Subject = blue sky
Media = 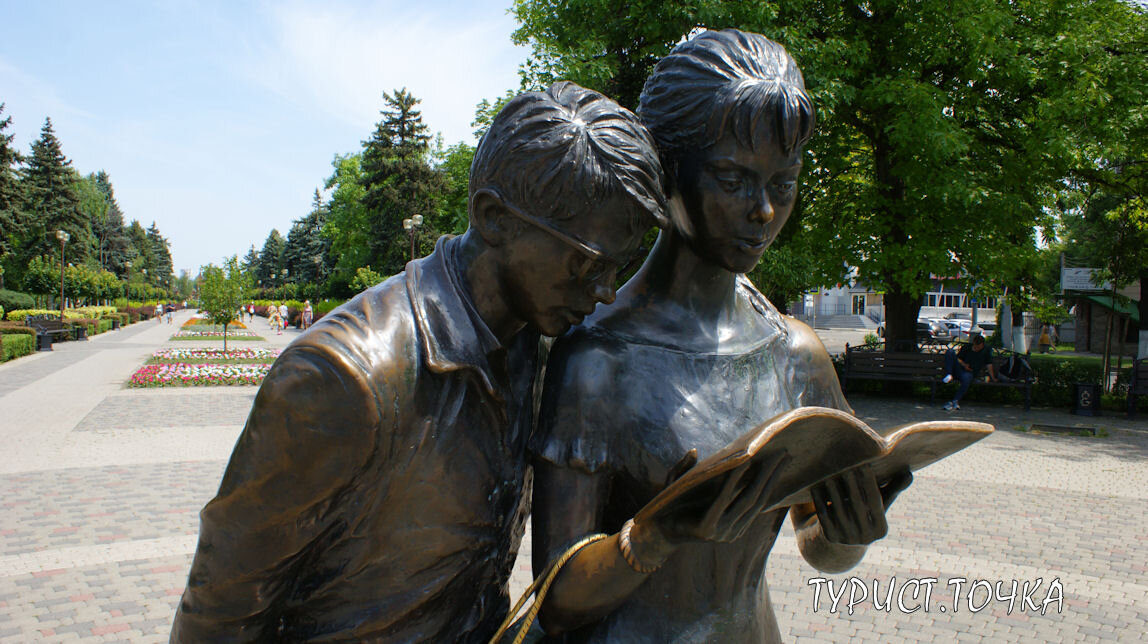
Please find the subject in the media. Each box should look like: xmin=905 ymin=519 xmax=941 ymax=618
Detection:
xmin=1 ymin=0 xmax=527 ymax=276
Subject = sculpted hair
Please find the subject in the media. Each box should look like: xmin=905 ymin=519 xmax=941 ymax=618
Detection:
xmin=470 ymin=81 xmax=667 ymax=228
xmin=637 ymin=29 xmax=815 ymax=175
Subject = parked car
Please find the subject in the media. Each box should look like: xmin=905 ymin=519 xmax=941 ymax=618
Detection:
xmin=875 ymin=320 xmax=951 ymax=343
xmin=919 ymin=318 xmax=953 ymax=344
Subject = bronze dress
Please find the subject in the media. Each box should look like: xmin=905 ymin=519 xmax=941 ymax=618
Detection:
xmin=533 ymin=276 xmax=849 ymax=643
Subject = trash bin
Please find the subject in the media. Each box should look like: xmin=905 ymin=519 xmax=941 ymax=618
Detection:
xmin=1073 ymin=383 xmax=1102 ymax=416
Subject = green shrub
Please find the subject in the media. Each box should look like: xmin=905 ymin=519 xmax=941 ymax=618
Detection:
xmin=0 ymin=289 xmax=34 ymax=315
xmin=6 ymin=308 xmax=85 ymax=321
xmin=0 ymin=305 xmax=4 ymax=320
xmin=0 ymin=326 xmax=36 ymax=336
xmin=1 ymin=334 xmax=34 ymax=362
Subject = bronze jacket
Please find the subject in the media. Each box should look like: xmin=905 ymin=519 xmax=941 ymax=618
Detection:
xmin=172 ymin=237 xmax=538 ymax=642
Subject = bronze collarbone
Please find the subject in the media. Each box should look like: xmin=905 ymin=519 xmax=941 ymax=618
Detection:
xmin=633 ymin=406 xmax=994 ymax=524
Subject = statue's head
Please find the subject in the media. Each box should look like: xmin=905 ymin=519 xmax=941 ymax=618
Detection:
xmin=638 ymin=30 xmax=815 ymax=274
xmin=468 ymin=81 xmax=666 ymax=335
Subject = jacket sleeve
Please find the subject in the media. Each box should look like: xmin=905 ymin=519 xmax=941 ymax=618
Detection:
xmin=171 ymin=344 xmax=379 ymax=642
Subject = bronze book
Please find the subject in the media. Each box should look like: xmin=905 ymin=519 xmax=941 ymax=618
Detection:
xmin=634 ymin=407 xmax=993 ymax=523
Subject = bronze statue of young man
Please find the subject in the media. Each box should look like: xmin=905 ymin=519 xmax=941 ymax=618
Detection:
xmin=170 ymin=81 xmax=666 ymax=643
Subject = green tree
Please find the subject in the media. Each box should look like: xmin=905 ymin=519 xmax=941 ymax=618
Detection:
xmin=360 ymin=88 xmax=447 ymax=276
xmin=322 ymin=153 xmax=369 ymax=293
xmin=470 ymin=90 xmax=518 ymax=141
xmin=146 ymin=222 xmax=174 ymax=290
xmin=511 ymin=0 xmax=1146 ymax=353
xmin=437 ymin=143 xmax=475 ymax=235
xmin=197 ymin=256 xmax=251 ymax=352
xmin=255 ymin=229 xmax=286 ymax=288
xmin=23 ymin=255 xmax=58 ymax=307
xmin=283 ymin=189 xmax=332 ymax=293
xmin=125 ymin=220 xmax=153 ymax=283
xmin=18 ymin=118 xmax=91 ymax=278
xmin=0 ymin=103 xmax=24 ymax=287
xmin=350 ymin=265 xmax=385 ymax=293
xmin=90 ymin=171 xmax=132 ymax=275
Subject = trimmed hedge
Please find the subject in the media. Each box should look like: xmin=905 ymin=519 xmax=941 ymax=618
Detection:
xmin=1 ymin=334 xmax=34 ymax=362
xmin=0 ymin=289 xmax=34 ymax=316
xmin=0 ymin=326 xmax=36 ymax=336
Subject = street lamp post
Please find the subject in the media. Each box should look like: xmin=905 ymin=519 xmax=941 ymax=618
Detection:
xmin=56 ymin=230 xmax=69 ymax=320
xmin=403 ymin=214 xmax=424 ymax=261
xmin=124 ymin=261 xmax=132 ymax=301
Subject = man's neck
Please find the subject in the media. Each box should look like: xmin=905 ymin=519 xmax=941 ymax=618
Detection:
xmin=453 ymin=231 xmax=527 ymax=345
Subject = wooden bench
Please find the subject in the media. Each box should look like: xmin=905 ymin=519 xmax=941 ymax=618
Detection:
xmin=842 ymin=345 xmax=947 ymax=404
xmin=978 ymin=352 xmax=1034 ymax=412
xmin=1129 ymin=358 xmax=1148 ymax=418
xmin=843 ymin=345 xmax=1033 ymax=410
xmin=25 ymin=316 xmax=77 ymax=350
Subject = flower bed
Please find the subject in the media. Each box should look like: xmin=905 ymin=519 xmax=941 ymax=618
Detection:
xmin=128 ymin=362 xmax=273 ymax=387
xmin=150 ymin=347 xmax=281 ymax=363
xmin=183 ymin=318 xmax=246 ymax=329
xmin=170 ymin=330 xmax=264 ymax=341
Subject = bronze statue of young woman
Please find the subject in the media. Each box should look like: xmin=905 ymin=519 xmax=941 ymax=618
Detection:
xmin=529 ymin=30 xmax=912 ymax=643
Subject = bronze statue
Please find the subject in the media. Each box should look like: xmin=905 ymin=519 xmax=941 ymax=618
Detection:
xmin=169 ymin=81 xmax=667 ymax=642
xmin=529 ymin=30 xmax=912 ymax=643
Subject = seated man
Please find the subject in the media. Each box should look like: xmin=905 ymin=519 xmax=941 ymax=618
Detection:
xmin=169 ymin=81 xmax=666 ymax=643
xmin=942 ymin=334 xmax=996 ymax=411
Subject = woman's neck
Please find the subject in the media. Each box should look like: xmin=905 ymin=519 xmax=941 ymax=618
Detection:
xmin=639 ymin=229 xmax=739 ymax=318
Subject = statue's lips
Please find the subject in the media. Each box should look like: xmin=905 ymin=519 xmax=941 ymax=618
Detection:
xmin=736 ymin=238 xmax=768 ymax=251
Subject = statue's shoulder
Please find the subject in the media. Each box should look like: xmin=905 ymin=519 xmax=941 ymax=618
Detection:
xmin=782 ymin=316 xmax=825 ymax=354
xmin=546 ymin=324 xmax=631 ymax=388
xmin=283 ymin=276 xmax=418 ymax=377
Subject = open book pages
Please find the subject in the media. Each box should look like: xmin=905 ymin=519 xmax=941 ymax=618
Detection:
xmin=634 ymin=407 xmax=993 ymax=524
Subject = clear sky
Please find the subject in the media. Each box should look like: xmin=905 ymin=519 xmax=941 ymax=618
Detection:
xmin=1 ymin=0 xmax=527 ymax=276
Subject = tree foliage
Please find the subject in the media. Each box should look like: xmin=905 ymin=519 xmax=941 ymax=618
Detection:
xmin=511 ymin=0 xmax=1148 ymax=352
xmin=282 ymin=189 xmax=332 ymax=296
xmin=360 ymin=88 xmax=447 ymax=276
xmin=19 ymin=118 xmax=90 ymax=270
xmin=0 ymin=103 xmax=23 ymax=262
xmin=255 ymin=229 xmax=286 ymax=287
xmin=197 ymin=256 xmax=250 ymax=352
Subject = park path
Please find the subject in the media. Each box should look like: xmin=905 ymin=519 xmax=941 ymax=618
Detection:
xmin=0 ymin=311 xmax=1145 ymax=642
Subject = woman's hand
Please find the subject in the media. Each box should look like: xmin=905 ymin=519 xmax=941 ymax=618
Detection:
xmin=632 ymin=449 xmax=791 ymax=564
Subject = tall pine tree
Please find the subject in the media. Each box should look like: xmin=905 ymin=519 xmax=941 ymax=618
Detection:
xmin=146 ymin=222 xmax=173 ymax=288
xmin=0 ymin=104 xmax=23 ymax=257
xmin=91 ymin=171 xmax=132 ymax=275
xmin=256 ymin=229 xmax=286 ymax=287
xmin=283 ymin=189 xmax=332 ymax=287
xmin=0 ymin=103 xmax=23 ymax=289
xmin=360 ymin=88 xmax=446 ymax=276
xmin=19 ymin=118 xmax=91 ymax=276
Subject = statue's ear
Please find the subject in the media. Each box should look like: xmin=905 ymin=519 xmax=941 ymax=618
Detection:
xmin=470 ymin=189 xmax=521 ymax=247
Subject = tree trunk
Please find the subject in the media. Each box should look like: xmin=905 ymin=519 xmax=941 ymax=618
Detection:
xmin=1102 ymin=288 xmax=1115 ymax=393
xmin=223 ymin=322 xmax=228 ymax=353
xmin=884 ymin=290 xmax=921 ymax=353
xmin=1139 ymin=267 xmax=1148 ymax=360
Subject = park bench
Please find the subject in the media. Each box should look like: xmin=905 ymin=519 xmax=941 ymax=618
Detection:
xmin=1129 ymin=358 xmax=1148 ymax=418
xmin=979 ymin=351 xmax=1034 ymax=412
xmin=25 ymin=316 xmax=80 ymax=350
xmin=842 ymin=344 xmax=1033 ymax=410
xmin=842 ymin=345 xmax=947 ymax=404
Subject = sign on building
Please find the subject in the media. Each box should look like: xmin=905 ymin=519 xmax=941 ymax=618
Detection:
xmin=1061 ymin=268 xmax=1112 ymax=292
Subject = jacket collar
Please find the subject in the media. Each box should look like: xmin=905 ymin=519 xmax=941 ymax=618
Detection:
xmin=406 ymin=236 xmax=505 ymax=401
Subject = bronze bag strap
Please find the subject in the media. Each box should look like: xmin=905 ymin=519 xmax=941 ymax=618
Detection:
xmin=488 ymin=533 xmax=608 ymax=644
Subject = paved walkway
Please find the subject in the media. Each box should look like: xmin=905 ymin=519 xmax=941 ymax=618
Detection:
xmin=0 ymin=312 xmax=1144 ymax=642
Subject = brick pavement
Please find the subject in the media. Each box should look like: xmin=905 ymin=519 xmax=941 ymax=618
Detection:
xmin=0 ymin=310 xmax=1144 ymax=642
